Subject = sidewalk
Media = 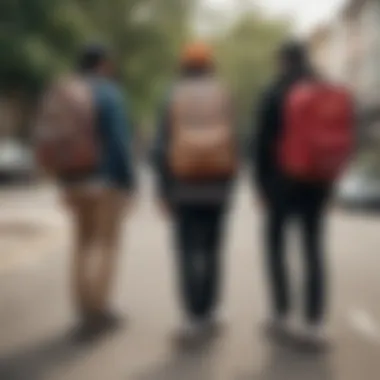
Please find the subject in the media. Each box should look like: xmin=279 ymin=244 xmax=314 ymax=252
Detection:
xmin=0 ymin=184 xmax=68 ymax=274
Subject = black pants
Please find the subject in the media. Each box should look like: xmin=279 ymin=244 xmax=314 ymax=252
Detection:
xmin=266 ymin=178 xmax=330 ymax=323
xmin=174 ymin=204 xmax=225 ymax=319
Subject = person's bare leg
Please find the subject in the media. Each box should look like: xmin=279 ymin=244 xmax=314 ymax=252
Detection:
xmin=91 ymin=190 xmax=126 ymax=316
xmin=68 ymin=190 xmax=97 ymax=319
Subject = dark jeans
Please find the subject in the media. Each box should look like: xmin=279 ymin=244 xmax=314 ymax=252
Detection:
xmin=174 ymin=204 xmax=225 ymax=320
xmin=265 ymin=177 xmax=330 ymax=323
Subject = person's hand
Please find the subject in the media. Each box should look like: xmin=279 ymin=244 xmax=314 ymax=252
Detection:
xmin=113 ymin=190 xmax=136 ymax=215
xmin=157 ymin=199 xmax=171 ymax=217
xmin=62 ymin=191 xmax=74 ymax=209
xmin=256 ymin=196 xmax=267 ymax=210
xmin=125 ymin=193 xmax=137 ymax=213
xmin=327 ymin=198 xmax=338 ymax=214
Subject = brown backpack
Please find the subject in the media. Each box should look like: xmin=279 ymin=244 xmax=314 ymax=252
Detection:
xmin=35 ymin=76 xmax=99 ymax=176
xmin=169 ymin=78 xmax=237 ymax=180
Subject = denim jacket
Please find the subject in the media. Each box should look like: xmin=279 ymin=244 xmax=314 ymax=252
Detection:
xmin=91 ymin=77 xmax=136 ymax=190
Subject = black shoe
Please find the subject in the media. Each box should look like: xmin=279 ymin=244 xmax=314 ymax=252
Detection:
xmin=91 ymin=311 xmax=124 ymax=335
xmin=70 ymin=320 xmax=97 ymax=344
xmin=71 ymin=312 xmax=123 ymax=344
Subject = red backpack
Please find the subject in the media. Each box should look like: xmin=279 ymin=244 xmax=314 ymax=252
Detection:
xmin=35 ymin=76 xmax=99 ymax=176
xmin=278 ymin=81 xmax=354 ymax=182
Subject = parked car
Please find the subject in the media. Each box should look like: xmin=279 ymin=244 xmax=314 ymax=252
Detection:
xmin=0 ymin=140 xmax=36 ymax=184
xmin=336 ymin=165 xmax=380 ymax=211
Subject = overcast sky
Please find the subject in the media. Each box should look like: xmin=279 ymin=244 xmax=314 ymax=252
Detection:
xmin=203 ymin=0 xmax=347 ymax=35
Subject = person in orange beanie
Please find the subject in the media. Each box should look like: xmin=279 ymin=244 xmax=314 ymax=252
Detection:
xmin=151 ymin=41 xmax=238 ymax=336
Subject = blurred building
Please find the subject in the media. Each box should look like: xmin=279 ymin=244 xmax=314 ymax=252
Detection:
xmin=0 ymin=97 xmax=36 ymax=184
xmin=309 ymin=0 xmax=380 ymax=145
xmin=309 ymin=25 xmax=331 ymax=78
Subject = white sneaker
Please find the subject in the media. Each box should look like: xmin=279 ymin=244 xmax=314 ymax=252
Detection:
xmin=202 ymin=313 xmax=227 ymax=334
xmin=181 ymin=313 xmax=225 ymax=337
xmin=180 ymin=319 xmax=205 ymax=337
xmin=294 ymin=323 xmax=330 ymax=350
xmin=263 ymin=316 xmax=293 ymax=339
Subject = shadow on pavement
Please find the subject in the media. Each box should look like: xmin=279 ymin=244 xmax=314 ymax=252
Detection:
xmin=0 ymin=330 xmax=92 ymax=380
xmin=237 ymin=343 xmax=333 ymax=380
xmin=132 ymin=330 xmax=221 ymax=380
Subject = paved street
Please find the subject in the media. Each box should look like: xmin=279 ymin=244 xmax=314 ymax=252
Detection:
xmin=0 ymin=167 xmax=379 ymax=380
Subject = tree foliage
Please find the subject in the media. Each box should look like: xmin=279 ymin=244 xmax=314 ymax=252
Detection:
xmin=0 ymin=0 xmax=193 ymax=121
xmin=214 ymin=12 xmax=290 ymax=131
xmin=0 ymin=0 xmax=288 ymax=133
xmin=0 ymin=0 xmax=86 ymax=94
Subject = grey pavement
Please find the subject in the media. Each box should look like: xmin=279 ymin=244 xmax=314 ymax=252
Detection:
xmin=0 ymin=167 xmax=379 ymax=380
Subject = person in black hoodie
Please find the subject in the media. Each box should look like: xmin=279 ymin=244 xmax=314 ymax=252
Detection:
xmin=253 ymin=41 xmax=331 ymax=346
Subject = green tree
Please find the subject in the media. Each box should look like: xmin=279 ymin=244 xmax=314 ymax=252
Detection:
xmin=69 ymin=0 xmax=195 ymax=122
xmin=214 ymin=12 xmax=289 ymax=132
xmin=0 ymin=0 xmax=89 ymax=94
xmin=0 ymin=0 xmax=194 ymax=138
xmin=0 ymin=0 xmax=90 ymax=139
xmin=0 ymin=0 xmax=288 ymax=140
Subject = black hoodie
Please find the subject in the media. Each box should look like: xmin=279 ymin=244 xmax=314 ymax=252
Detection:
xmin=253 ymin=67 xmax=314 ymax=199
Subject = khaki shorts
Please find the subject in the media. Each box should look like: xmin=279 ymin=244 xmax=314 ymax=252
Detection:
xmin=63 ymin=182 xmax=127 ymax=220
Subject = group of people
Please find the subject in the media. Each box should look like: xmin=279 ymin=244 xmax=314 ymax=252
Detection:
xmin=35 ymin=39 xmax=354 ymax=347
